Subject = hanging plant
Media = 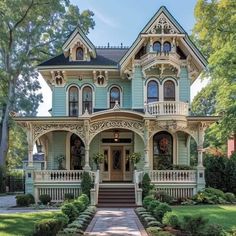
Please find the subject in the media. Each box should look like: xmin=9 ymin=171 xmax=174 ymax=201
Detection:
xmin=129 ymin=152 xmax=141 ymax=169
xmin=93 ymin=153 xmax=104 ymax=169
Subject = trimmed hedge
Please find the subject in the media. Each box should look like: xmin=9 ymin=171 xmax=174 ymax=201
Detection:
xmin=39 ymin=194 xmax=51 ymax=205
xmin=16 ymin=194 xmax=35 ymax=206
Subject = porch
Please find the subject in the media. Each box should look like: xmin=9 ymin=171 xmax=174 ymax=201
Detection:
xmin=30 ymin=169 xmax=200 ymax=204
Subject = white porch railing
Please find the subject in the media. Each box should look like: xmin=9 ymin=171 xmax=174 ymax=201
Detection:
xmin=145 ymin=101 xmax=189 ymax=116
xmin=34 ymin=170 xmax=96 ymax=182
xmin=133 ymin=170 xmax=143 ymax=206
xmin=149 ymin=170 xmax=196 ymax=183
xmin=90 ymin=170 xmax=100 ymax=206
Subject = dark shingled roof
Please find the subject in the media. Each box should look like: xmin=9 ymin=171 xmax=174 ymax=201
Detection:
xmin=38 ymin=48 xmax=129 ymax=67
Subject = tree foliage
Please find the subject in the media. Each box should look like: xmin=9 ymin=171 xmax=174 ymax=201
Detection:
xmin=193 ymin=0 xmax=236 ymax=139
xmin=0 ymin=0 xmax=95 ymax=165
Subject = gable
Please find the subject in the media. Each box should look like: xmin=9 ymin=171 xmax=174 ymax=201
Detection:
xmin=120 ymin=6 xmax=207 ymax=82
xmin=62 ymin=27 xmax=96 ymax=61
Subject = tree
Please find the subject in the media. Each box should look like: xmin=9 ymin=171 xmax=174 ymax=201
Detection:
xmin=0 ymin=0 xmax=95 ymax=165
xmin=193 ymin=0 xmax=236 ymax=139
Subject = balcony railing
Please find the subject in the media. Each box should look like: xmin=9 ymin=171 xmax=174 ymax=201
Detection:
xmin=145 ymin=101 xmax=189 ymax=116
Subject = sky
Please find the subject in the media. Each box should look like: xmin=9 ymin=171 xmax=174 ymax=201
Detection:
xmin=37 ymin=0 xmax=208 ymax=116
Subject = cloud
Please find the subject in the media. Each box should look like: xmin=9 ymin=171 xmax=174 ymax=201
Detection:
xmin=93 ymin=8 xmax=118 ymax=28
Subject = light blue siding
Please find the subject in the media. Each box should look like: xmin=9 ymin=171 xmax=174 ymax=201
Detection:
xmin=132 ymin=67 xmax=144 ymax=109
xmin=52 ymin=87 xmax=66 ymax=116
xmin=177 ymin=132 xmax=188 ymax=165
xmin=179 ymin=67 xmax=190 ymax=103
xmin=48 ymin=132 xmax=67 ymax=169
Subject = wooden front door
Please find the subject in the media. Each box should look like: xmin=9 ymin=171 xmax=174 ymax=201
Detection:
xmin=110 ymin=146 xmax=123 ymax=181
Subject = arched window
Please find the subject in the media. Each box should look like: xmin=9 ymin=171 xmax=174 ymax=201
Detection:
xmin=69 ymin=86 xmax=78 ymax=116
xmin=153 ymin=41 xmax=161 ymax=53
xmin=76 ymin=47 xmax=83 ymax=60
xmin=82 ymin=86 xmax=92 ymax=114
xmin=164 ymin=80 xmax=175 ymax=101
xmin=153 ymin=131 xmax=173 ymax=170
xmin=163 ymin=42 xmax=171 ymax=53
xmin=110 ymin=87 xmax=120 ymax=108
xmin=147 ymin=80 xmax=159 ymax=103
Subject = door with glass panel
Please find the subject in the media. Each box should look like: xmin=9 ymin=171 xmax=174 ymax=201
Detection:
xmin=110 ymin=146 xmax=123 ymax=181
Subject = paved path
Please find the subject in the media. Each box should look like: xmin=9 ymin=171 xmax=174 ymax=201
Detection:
xmin=0 ymin=195 xmax=16 ymax=209
xmin=85 ymin=208 xmax=148 ymax=236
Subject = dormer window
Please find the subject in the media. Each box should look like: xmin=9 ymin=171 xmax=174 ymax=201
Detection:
xmin=76 ymin=47 xmax=84 ymax=60
xmin=163 ymin=42 xmax=171 ymax=53
xmin=153 ymin=41 xmax=161 ymax=53
xmin=69 ymin=86 xmax=79 ymax=116
xmin=164 ymin=80 xmax=175 ymax=101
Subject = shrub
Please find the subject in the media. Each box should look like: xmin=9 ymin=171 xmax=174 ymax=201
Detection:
xmin=78 ymin=193 xmax=90 ymax=206
xmin=143 ymin=195 xmax=155 ymax=209
xmin=146 ymin=227 xmax=171 ymax=236
xmin=147 ymin=221 xmax=162 ymax=227
xmin=61 ymin=203 xmax=79 ymax=222
xmin=180 ymin=215 xmax=208 ymax=235
xmin=64 ymin=193 xmax=74 ymax=201
xmin=81 ymin=172 xmax=92 ymax=199
xmin=153 ymin=203 xmax=172 ymax=222
xmin=201 ymin=223 xmax=225 ymax=236
xmin=39 ymin=194 xmax=51 ymax=205
xmin=0 ymin=165 xmax=6 ymax=193
xmin=162 ymin=212 xmax=180 ymax=229
xmin=53 ymin=213 xmax=69 ymax=227
xmin=34 ymin=218 xmax=63 ymax=236
xmin=16 ymin=194 xmax=34 ymax=206
xmin=204 ymin=187 xmax=226 ymax=199
xmin=136 ymin=207 xmax=147 ymax=213
xmin=155 ymin=190 xmax=173 ymax=204
xmin=225 ymin=192 xmax=236 ymax=203
xmin=147 ymin=200 xmax=161 ymax=214
xmin=73 ymin=200 xmax=85 ymax=213
xmin=142 ymin=173 xmax=153 ymax=198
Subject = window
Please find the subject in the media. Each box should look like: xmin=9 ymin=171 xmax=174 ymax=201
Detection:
xmin=153 ymin=131 xmax=173 ymax=170
xmin=153 ymin=41 xmax=161 ymax=53
xmin=147 ymin=80 xmax=159 ymax=103
xmin=110 ymin=87 xmax=120 ymax=108
xmin=164 ymin=80 xmax=175 ymax=101
xmin=82 ymin=86 xmax=92 ymax=114
xmin=76 ymin=47 xmax=83 ymax=60
xmin=69 ymin=86 xmax=78 ymax=116
xmin=163 ymin=42 xmax=171 ymax=53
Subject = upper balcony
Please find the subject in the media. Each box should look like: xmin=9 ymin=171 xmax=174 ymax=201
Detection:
xmin=145 ymin=101 xmax=189 ymax=116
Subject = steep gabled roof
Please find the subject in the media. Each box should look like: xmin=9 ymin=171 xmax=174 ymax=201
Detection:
xmin=120 ymin=6 xmax=207 ymax=69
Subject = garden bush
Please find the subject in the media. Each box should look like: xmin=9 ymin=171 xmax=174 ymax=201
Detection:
xmin=61 ymin=203 xmax=79 ymax=222
xmin=0 ymin=165 xmax=6 ymax=193
xmin=155 ymin=190 xmax=173 ymax=204
xmin=180 ymin=215 xmax=209 ymax=235
xmin=16 ymin=194 xmax=34 ymax=206
xmin=153 ymin=203 xmax=172 ymax=222
xmin=64 ymin=193 xmax=74 ymax=201
xmin=225 ymin=192 xmax=236 ymax=203
xmin=34 ymin=218 xmax=63 ymax=236
xmin=39 ymin=194 xmax=51 ymax=205
xmin=72 ymin=200 xmax=85 ymax=213
xmin=53 ymin=213 xmax=69 ymax=227
xmin=143 ymin=195 xmax=155 ymax=209
xmin=77 ymin=193 xmax=90 ymax=206
xmin=147 ymin=200 xmax=161 ymax=214
xmin=146 ymin=227 xmax=172 ymax=236
xmin=201 ymin=223 xmax=225 ymax=236
xmin=162 ymin=212 xmax=180 ymax=229
xmin=142 ymin=173 xmax=153 ymax=198
xmin=81 ymin=172 xmax=92 ymax=199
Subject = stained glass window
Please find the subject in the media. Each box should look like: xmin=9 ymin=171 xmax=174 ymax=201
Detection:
xmin=82 ymin=86 xmax=92 ymax=113
xmin=76 ymin=47 xmax=83 ymax=60
xmin=153 ymin=41 xmax=161 ymax=53
xmin=164 ymin=80 xmax=175 ymax=101
xmin=163 ymin=42 xmax=171 ymax=53
xmin=110 ymin=87 xmax=120 ymax=108
xmin=147 ymin=80 xmax=159 ymax=103
xmin=69 ymin=86 xmax=78 ymax=116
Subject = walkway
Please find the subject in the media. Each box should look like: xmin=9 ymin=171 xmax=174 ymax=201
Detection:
xmin=85 ymin=208 xmax=148 ymax=236
xmin=0 ymin=195 xmax=16 ymax=209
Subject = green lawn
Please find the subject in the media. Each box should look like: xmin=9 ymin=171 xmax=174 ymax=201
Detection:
xmin=172 ymin=205 xmax=236 ymax=230
xmin=0 ymin=211 xmax=58 ymax=236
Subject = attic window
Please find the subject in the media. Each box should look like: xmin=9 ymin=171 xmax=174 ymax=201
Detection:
xmin=163 ymin=42 xmax=171 ymax=53
xmin=153 ymin=41 xmax=161 ymax=53
xmin=76 ymin=47 xmax=84 ymax=60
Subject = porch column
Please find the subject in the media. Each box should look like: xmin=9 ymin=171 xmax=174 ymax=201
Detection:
xmin=27 ymin=123 xmax=34 ymax=167
xmin=149 ymin=37 xmax=153 ymax=52
xmin=83 ymin=146 xmax=91 ymax=171
xmin=197 ymin=146 xmax=204 ymax=167
xmin=144 ymin=119 xmax=150 ymax=171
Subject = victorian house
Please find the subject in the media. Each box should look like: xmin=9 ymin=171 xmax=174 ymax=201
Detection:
xmin=16 ymin=6 xmax=218 ymax=206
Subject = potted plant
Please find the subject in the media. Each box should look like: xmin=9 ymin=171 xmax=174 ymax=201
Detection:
xmin=93 ymin=152 xmax=104 ymax=169
xmin=129 ymin=152 xmax=141 ymax=169
xmin=56 ymin=154 xmax=65 ymax=170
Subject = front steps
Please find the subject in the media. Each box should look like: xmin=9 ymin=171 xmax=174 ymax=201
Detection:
xmin=97 ymin=183 xmax=136 ymax=208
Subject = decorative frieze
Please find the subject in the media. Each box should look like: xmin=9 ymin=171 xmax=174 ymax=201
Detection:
xmin=93 ymin=70 xmax=108 ymax=87
xmin=50 ymin=71 xmax=66 ymax=87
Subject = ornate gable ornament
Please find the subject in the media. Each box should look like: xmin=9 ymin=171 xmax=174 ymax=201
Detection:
xmin=148 ymin=13 xmax=179 ymax=34
xmin=93 ymin=70 xmax=108 ymax=87
xmin=50 ymin=71 xmax=66 ymax=87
